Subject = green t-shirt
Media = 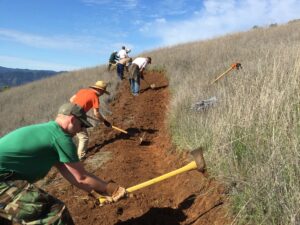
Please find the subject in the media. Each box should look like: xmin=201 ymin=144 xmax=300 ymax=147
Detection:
xmin=0 ymin=121 xmax=79 ymax=183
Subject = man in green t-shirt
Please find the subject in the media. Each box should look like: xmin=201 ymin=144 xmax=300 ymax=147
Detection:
xmin=0 ymin=103 xmax=126 ymax=224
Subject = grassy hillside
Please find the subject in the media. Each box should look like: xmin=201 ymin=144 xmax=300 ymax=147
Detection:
xmin=148 ymin=22 xmax=300 ymax=224
xmin=1 ymin=21 xmax=300 ymax=224
xmin=0 ymin=67 xmax=121 ymax=136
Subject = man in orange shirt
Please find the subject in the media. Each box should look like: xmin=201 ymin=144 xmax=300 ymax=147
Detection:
xmin=70 ymin=80 xmax=111 ymax=159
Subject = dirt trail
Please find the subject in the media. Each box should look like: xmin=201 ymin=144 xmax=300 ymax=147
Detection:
xmin=45 ymin=72 xmax=231 ymax=225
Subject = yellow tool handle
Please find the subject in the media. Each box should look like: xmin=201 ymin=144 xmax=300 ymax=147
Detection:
xmin=127 ymin=161 xmax=197 ymax=192
xmin=112 ymin=125 xmax=128 ymax=134
xmin=86 ymin=115 xmax=127 ymax=134
xmin=98 ymin=161 xmax=197 ymax=204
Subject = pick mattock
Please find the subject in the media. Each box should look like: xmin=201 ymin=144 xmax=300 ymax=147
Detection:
xmin=142 ymin=77 xmax=156 ymax=89
xmin=98 ymin=147 xmax=206 ymax=206
xmin=211 ymin=62 xmax=242 ymax=85
xmin=86 ymin=115 xmax=144 ymax=144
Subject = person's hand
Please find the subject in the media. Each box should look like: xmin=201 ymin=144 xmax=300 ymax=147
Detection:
xmin=103 ymin=120 xmax=112 ymax=128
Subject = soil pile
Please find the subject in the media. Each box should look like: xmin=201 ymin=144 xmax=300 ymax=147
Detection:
xmin=44 ymin=72 xmax=231 ymax=225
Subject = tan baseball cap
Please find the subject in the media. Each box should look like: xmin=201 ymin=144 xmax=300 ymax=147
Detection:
xmin=58 ymin=103 xmax=93 ymax=128
xmin=89 ymin=81 xmax=110 ymax=95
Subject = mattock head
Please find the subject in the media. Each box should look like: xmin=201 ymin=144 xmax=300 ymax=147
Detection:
xmin=232 ymin=62 xmax=242 ymax=70
xmin=150 ymin=84 xmax=156 ymax=89
xmin=191 ymin=147 xmax=206 ymax=173
xmin=236 ymin=63 xmax=242 ymax=70
xmin=138 ymin=132 xmax=146 ymax=145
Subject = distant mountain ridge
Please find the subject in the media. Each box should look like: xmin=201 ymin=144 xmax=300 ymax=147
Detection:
xmin=0 ymin=66 xmax=65 ymax=89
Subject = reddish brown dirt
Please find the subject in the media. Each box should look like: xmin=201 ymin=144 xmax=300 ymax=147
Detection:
xmin=45 ymin=72 xmax=232 ymax=225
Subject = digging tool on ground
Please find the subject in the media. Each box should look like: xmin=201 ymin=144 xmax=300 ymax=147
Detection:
xmin=191 ymin=96 xmax=217 ymax=111
xmin=141 ymin=77 xmax=156 ymax=89
xmin=211 ymin=62 xmax=242 ymax=85
xmin=98 ymin=147 xmax=206 ymax=205
xmin=86 ymin=115 xmax=144 ymax=144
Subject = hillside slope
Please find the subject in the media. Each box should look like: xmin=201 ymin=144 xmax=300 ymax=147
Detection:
xmin=41 ymin=72 xmax=231 ymax=225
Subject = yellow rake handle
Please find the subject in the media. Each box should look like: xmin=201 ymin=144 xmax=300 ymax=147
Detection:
xmin=112 ymin=125 xmax=128 ymax=134
xmin=98 ymin=161 xmax=198 ymax=205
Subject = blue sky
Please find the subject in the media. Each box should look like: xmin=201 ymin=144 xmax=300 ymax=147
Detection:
xmin=0 ymin=0 xmax=299 ymax=71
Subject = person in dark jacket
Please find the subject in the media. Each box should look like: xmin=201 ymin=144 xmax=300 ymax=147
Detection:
xmin=107 ymin=51 xmax=119 ymax=71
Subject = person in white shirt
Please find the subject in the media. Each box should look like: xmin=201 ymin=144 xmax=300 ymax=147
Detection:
xmin=117 ymin=46 xmax=130 ymax=59
xmin=128 ymin=57 xmax=152 ymax=96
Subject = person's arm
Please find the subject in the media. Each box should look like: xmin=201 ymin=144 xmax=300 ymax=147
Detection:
xmin=55 ymin=162 xmax=126 ymax=203
xmin=94 ymin=108 xmax=111 ymax=127
xmin=139 ymin=60 xmax=148 ymax=72
xmin=140 ymin=59 xmax=149 ymax=78
xmin=94 ymin=108 xmax=104 ymax=121
xmin=115 ymin=55 xmax=120 ymax=62
xmin=55 ymin=162 xmax=120 ymax=195
xmin=69 ymin=94 xmax=76 ymax=103
xmin=140 ymin=63 xmax=147 ymax=78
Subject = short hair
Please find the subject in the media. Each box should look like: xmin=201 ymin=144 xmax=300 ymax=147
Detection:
xmin=122 ymin=46 xmax=126 ymax=50
xmin=147 ymin=57 xmax=152 ymax=64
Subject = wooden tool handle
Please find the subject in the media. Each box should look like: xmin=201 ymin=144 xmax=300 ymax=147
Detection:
xmin=87 ymin=115 xmax=127 ymax=134
xmin=211 ymin=66 xmax=234 ymax=84
xmin=112 ymin=125 xmax=128 ymax=134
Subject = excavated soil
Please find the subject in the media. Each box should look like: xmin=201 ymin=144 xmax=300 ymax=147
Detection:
xmin=44 ymin=72 xmax=231 ymax=225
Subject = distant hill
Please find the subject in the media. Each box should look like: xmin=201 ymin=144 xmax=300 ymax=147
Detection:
xmin=0 ymin=66 xmax=65 ymax=90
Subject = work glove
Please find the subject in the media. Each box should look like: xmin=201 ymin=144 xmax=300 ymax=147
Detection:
xmin=111 ymin=186 xmax=127 ymax=202
xmin=88 ymin=183 xmax=127 ymax=206
xmin=103 ymin=120 xmax=112 ymax=128
xmin=106 ymin=181 xmax=127 ymax=203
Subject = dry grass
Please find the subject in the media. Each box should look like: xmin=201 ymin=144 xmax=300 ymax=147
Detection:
xmin=147 ymin=22 xmax=300 ymax=224
xmin=0 ymin=66 xmax=121 ymax=136
xmin=1 ymin=21 xmax=300 ymax=224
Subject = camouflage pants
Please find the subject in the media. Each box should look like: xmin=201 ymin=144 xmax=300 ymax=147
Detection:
xmin=0 ymin=179 xmax=74 ymax=225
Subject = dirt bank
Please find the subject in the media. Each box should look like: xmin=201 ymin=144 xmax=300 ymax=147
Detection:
xmin=44 ymin=72 xmax=231 ymax=225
